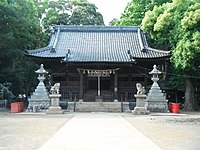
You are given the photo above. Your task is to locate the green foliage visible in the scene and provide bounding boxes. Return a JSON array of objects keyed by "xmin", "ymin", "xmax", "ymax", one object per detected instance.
[
  {"xmin": 172, "ymin": 2, "xmax": 200, "ymax": 70},
  {"xmin": 68, "ymin": 0, "xmax": 104, "ymax": 25},
  {"xmin": 142, "ymin": 0, "xmax": 200, "ymax": 71},
  {"xmin": 142, "ymin": 0, "xmax": 200, "ymax": 110},
  {"xmin": 167, "ymin": 64, "xmax": 185, "ymax": 91},
  {"xmin": 109, "ymin": 18, "xmax": 119, "ymax": 26},
  {"xmin": 0, "ymin": 0, "xmax": 42, "ymax": 51},
  {"xmin": 0, "ymin": 82, "xmax": 14, "ymax": 100},
  {"xmin": 142, "ymin": 4, "xmax": 171, "ymax": 50},
  {"xmin": 116, "ymin": 0, "xmax": 171, "ymax": 26},
  {"xmin": 0, "ymin": 0, "xmax": 42, "ymax": 97},
  {"xmin": 37, "ymin": 0, "xmax": 104, "ymax": 34},
  {"xmin": 0, "ymin": 58, "xmax": 38, "ymax": 96}
]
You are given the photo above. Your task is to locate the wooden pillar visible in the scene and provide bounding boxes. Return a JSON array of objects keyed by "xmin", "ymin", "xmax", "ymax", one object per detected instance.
[
  {"xmin": 114, "ymin": 71, "xmax": 118, "ymax": 102},
  {"xmin": 79, "ymin": 71, "xmax": 83, "ymax": 101}
]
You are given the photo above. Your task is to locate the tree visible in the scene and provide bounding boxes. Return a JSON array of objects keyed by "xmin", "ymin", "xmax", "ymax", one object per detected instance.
[
  {"xmin": 0, "ymin": 0, "xmax": 42, "ymax": 98},
  {"xmin": 109, "ymin": 18, "xmax": 119, "ymax": 26},
  {"xmin": 142, "ymin": 0, "xmax": 200, "ymax": 110},
  {"xmin": 37, "ymin": 0, "xmax": 104, "ymax": 34},
  {"xmin": 115, "ymin": 0, "xmax": 171, "ymax": 26},
  {"xmin": 68, "ymin": 0, "xmax": 104, "ymax": 25}
]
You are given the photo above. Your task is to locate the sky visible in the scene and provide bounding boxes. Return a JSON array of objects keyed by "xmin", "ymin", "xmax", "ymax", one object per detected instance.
[{"xmin": 87, "ymin": 0, "xmax": 131, "ymax": 25}]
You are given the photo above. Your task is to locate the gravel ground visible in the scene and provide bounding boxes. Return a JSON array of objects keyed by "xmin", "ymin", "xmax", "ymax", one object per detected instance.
[
  {"xmin": 0, "ymin": 111, "xmax": 200, "ymax": 150},
  {"xmin": 0, "ymin": 112, "xmax": 73, "ymax": 150},
  {"xmin": 123, "ymin": 112, "xmax": 200, "ymax": 150}
]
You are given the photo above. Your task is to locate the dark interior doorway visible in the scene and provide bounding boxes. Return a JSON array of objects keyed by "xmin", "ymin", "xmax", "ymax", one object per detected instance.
[{"xmin": 88, "ymin": 77, "xmax": 110, "ymax": 90}]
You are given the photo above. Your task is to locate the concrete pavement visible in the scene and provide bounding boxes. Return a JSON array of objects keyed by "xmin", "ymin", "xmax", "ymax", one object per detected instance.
[{"xmin": 39, "ymin": 113, "xmax": 161, "ymax": 150}]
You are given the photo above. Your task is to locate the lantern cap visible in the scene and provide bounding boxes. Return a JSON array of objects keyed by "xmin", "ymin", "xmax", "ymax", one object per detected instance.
[
  {"xmin": 149, "ymin": 65, "xmax": 161, "ymax": 75},
  {"xmin": 35, "ymin": 64, "xmax": 48, "ymax": 74}
]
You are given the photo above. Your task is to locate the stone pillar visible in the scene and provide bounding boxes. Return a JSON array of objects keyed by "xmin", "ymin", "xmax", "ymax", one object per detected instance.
[
  {"xmin": 132, "ymin": 94, "xmax": 149, "ymax": 115},
  {"xmin": 114, "ymin": 71, "xmax": 118, "ymax": 102},
  {"xmin": 48, "ymin": 94, "xmax": 64, "ymax": 114},
  {"xmin": 79, "ymin": 71, "xmax": 83, "ymax": 102}
]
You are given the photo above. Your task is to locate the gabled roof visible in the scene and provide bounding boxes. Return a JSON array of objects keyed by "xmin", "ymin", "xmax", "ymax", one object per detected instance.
[{"xmin": 26, "ymin": 25, "xmax": 171, "ymax": 62}]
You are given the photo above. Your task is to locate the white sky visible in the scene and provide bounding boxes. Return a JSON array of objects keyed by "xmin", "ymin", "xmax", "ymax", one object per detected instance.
[{"xmin": 87, "ymin": 0, "xmax": 131, "ymax": 25}]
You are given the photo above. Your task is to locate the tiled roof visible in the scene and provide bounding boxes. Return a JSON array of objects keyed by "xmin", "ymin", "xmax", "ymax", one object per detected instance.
[{"xmin": 26, "ymin": 25, "xmax": 171, "ymax": 62}]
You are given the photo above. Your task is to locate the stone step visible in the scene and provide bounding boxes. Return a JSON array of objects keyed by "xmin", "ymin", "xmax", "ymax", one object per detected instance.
[
  {"xmin": 84, "ymin": 90, "xmax": 114, "ymax": 101},
  {"xmin": 67, "ymin": 102, "xmax": 130, "ymax": 112}
]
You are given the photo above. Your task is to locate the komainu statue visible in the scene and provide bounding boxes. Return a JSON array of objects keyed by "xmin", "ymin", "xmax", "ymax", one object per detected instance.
[
  {"xmin": 136, "ymin": 83, "xmax": 146, "ymax": 95},
  {"xmin": 50, "ymin": 83, "xmax": 60, "ymax": 94}
]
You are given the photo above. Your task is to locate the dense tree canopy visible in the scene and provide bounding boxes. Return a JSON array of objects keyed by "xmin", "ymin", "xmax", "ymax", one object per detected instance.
[
  {"xmin": 115, "ymin": 0, "xmax": 171, "ymax": 26},
  {"xmin": 0, "ymin": 0, "xmax": 41, "ymax": 63},
  {"xmin": 0, "ymin": 0, "xmax": 41, "ymax": 97},
  {"xmin": 37, "ymin": 0, "xmax": 104, "ymax": 33},
  {"xmin": 142, "ymin": 0, "xmax": 200, "ymax": 110}
]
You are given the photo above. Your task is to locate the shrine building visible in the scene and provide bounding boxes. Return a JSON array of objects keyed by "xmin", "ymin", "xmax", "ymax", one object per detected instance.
[{"xmin": 26, "ymin": 25, "xmax": 171, "ymax": 104}]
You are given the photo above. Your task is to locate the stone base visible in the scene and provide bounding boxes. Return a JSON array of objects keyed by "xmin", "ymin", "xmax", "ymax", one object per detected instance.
[
  {"xmin": 49, "ymin": 106, "xmax": 62, "ymax": 111},
  {"xmin": 79, "ymin": 99, "xmax": 83, "ymax": 102},
  {"xmin": 133, "ymin": 94, "xmax": 149, "ymax": 115},
  {"xmin": 48, "ymin": 106, "xmax": 64, "ymax": 114},
  {"xmin": 27, "ymin": 99, "xmax": 50, "ymax": 112},
  {"xmin": 132, "ymin": 106, "xmax": 149, "ymax": 115},
  {"xmin": 146, "ymin": 100, "xmax": 168, "ymax": 112},
  {"xmin": 47, "ymin": 110, "xmax": 64, "ymax": 114},
  {"xmin": 95, "ymin": 96, "xmax": 103, "ymax": 102}
]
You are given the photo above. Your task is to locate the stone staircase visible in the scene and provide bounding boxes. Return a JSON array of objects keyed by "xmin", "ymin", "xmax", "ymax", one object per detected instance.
[
  {"xmin": 67, "ymin": 102, "xmax": 130, "ymax": 112},
  {"xmin": 84, "ymin": 90, "xmax": 114, "ymax": 102},
  {"xmin": 83, "ymin": 90, "xmax": 96, "ymax": 102}
]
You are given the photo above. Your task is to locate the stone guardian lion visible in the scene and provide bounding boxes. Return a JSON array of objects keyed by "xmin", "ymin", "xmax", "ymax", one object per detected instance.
[
  {"xmin": 136, "ymin": 83, "xmax": 146, "ymax": 95},
  {"xmin": 50, "ymin": 83, "xmax": 60, "ymax": 94}
]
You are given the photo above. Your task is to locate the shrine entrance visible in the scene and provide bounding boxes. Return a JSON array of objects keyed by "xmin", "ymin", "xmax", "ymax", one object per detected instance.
[
  {"xmin": 88, "ymin": 77, "xmax": 110, "ymax": 90},
  {"xmin": 78, "ymin": 68, "xmax": 119, "ymax": 102}
]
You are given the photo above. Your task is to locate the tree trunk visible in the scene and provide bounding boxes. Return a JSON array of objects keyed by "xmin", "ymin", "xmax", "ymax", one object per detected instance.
[{"xmin": 183, "ymin": 78, "xmax": 194, "ymax": 111}]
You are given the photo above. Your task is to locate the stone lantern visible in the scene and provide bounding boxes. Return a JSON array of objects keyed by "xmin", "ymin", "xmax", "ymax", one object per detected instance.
[
  {"xmin": 27, "ymin": 64, "xmax": 50, "ymax": 112},
  {"xmin": 146, "ymin": 65, "xmax": 168, "ymax": 112},
  {"xmin": 35, "ymin": 64, "xmax": 48, "ymax": 83},
  {"xmin": 149, "ymin": 65, "xmax": 161, "ymax": 82}
]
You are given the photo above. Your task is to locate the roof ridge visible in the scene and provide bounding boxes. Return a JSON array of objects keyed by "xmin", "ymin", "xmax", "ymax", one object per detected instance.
[
  {"xmin": 27, "ymin": 46, "xmax": 52, "ymax": 54},
  {"xmin": 53, "ymin": 25, "xmax": 140, "ymax": 32},
  {"xmin": 137, "ymin": 28, "xmax": 146, "ymax": 52},
  {"xmin": 51, "ymin": 27, "xmax": 60, "ymax": 53},
  {"xmin": 146, "ymin": 46, "xmax": 172, "ymax": 54}
]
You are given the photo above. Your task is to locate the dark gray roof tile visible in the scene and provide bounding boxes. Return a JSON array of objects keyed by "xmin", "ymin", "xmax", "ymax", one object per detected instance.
[{"xmin": 26, "ymin": 25, "xmax": 171, "ymax": 61}]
